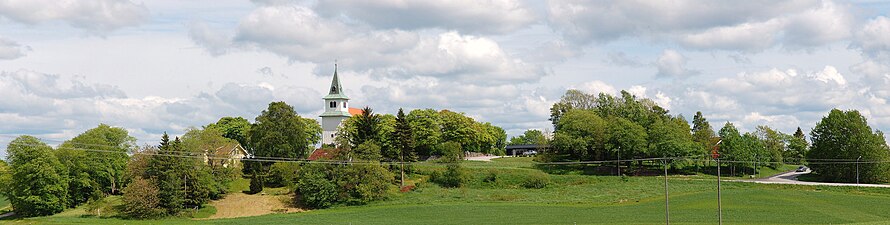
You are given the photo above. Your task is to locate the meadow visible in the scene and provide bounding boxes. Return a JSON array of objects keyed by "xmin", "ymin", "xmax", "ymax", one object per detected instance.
[{"xmin": 6, "ymin": 157, "xmax": 890, "ymax": 225}]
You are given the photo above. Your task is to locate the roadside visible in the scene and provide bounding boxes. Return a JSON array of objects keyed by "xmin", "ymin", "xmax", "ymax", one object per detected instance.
[
  {"xmin": 738, "ymin": 169, "xmax": 890, "ymax": 188},
  {"xmin": 465, "ymin": 155, "xmax": 506, "ymax": 161}
]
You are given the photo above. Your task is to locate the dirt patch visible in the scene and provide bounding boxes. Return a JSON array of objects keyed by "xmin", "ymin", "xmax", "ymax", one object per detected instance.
[{"xmin": 204, "ymin": 192, "xmax": 305, "ymax": 219}]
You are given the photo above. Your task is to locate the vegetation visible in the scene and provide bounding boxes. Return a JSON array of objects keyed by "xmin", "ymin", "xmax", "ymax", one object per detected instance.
[
  {"xmin": 3, "ymin": 136, "xmax": 69, "ymax": 217},
  {"xmin": 56, "ymin": 124, "xmax": 135, "ymax": 207},
  {"xmin": 807, "ymin": 109, "xmax": 890, "ymax": 183}
]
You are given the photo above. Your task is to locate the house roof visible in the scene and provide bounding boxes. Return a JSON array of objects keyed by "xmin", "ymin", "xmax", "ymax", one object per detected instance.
[
  {"xmin": 308, "ymin": 148, "xmax": 337, "ymax": 160},
  {"xmin": 212, "ymin": 143, "xmax": 247, "ymax": 157},
  {"xmin": 348, "ymin": 107, "xmax": 364, "ymax": 116}
]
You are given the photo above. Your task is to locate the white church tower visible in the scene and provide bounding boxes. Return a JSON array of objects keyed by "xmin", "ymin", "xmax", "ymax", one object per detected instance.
[{"xmin": 320, "ymin": 64, "xmax": 351, "ymax": 145}]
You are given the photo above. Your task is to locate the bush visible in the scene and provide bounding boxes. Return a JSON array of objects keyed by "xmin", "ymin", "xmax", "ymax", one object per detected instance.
[
  {"xmin": 431, "ymin": 164, "xmax": 469, "ymax": 188},
  {"xmin": 483, "ymin": 171, "xmax": 499, "ymax": 184},
  {"xmin": 248, "ymin": 173, "xmax": 264, "ymax": 194},
  {"xmin": 121, "ymin": 178, "xmax": 164, "ymax": 219},
  {"xmin": 521, "ymin": 173, "xmax": 550, "ymax": 189},
  {"xmin": 336, "ymin": 164, "xmax": 393, "ymax": 205},
  {"xmin": 268, "ymin": 162, "xmax": 301, "ymax": 188},
  {"xmin": 295, "ymin": 164, "xmax": 338, "ymax": 209}
]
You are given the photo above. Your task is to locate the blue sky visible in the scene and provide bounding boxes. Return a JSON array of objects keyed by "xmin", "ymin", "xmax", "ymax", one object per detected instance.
[{"xmin": 2, "ymin": 0, "xmax": 890, "ymax": 157}]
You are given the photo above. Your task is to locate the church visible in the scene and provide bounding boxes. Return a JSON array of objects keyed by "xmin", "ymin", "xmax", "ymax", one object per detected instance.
[{"xmin": 319, "ymin": 65, "xmax": 363, "ymax": 145}]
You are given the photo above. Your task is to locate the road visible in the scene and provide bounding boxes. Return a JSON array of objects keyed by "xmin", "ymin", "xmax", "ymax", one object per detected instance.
[
  {"xmin": 465, "ymin": 155, "xmax": 504, "ymax": 161},
  {"xmin": 739, "ymin": 169, "xmax": 890, "ymax": 188}
]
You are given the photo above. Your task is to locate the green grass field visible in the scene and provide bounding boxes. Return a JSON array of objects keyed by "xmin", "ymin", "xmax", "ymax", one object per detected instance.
[
  {"xmin": 0, "ymin": 196, "xmax": 8, "ymax": 210},
  {"xmin": 5, "ymin": 157, "xmax": 890, "ymax": 225}
]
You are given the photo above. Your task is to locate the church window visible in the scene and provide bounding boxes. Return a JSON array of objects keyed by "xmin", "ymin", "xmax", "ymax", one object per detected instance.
[{"xmin": 330, "ymin": 101, "xmax": 336, "ymax": 108}]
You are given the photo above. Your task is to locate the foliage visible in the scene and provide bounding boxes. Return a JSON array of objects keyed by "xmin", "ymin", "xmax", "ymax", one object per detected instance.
[
  {"xmin": 605, "ymin": 117, "xmax": 648, "ymax": 162},
  {"xmin": 754, "ymin": 125, "xmax": 785, "ymax": 168},
  {"xmin": 336, "ymin": 164, "xmax": 393, "ymax": 205},
  {"xmin": 521, "ymin": 173, "xmax": 551, "ymax": 189},
  {"xmin": 807, "ymin": 109, "xmax": 890, "ymax": 183},
  {"xmin": 249, "ymin": 172, "xmax": 264, "ymax": 194},
  {"xmin": 392, "ymin": 108, "xmax": 416, "ymax": 162},
  {"xmin": 406, "ymin": 109, "xmax": 442, "ymax": 157},
  {"xmin": 268, "ymin": 162, "xmax": 301, "ymax": 189},
  {"xmin": 691, "ymin": 111, "xmax": 717, "ymax": 154},
  {"xmin": 295, "ymin": 160, "xmax": 394, "ymax": 209},
  {"xmin": 142, "ymin": 133, "xmax": 216, "ymax": 215},
  {"xmin": 4, "ymin": 136, "xmax": 69, "ymax": 217},
  {"xmin": 550, "ymin": 110, "xmax": 607, "ymax": 160},
  {"xmin": 295, "ymin": 164, "xmax": 338, "ymax": 209},
  {"xmin": 508, "ymin": 129, "xmax": 548, "ymax": 145},
  {"xmin": 57, "ymin": 124, "xmax": 135, "ymax": 207},
  {"xmin": 353, "ymin": 141, "xmax": 382, "ymax": 161},
  {"xmin": 431, "ymin": 142, "xmax": 469, "ymax": 188},
  {"xmin": 205, "ymin": 117, "xmax": 251, "ymax": 149},
  {"xmin": 121, "ymin": 177, "xmax": 164, "ymax": 219},
  {"xmin": 248, "ymin": 101, "xmax": 318, "ymax": 174},
  {"xmin": 785, "ymin": 127, "xmax": 808, "ymax": 163}
]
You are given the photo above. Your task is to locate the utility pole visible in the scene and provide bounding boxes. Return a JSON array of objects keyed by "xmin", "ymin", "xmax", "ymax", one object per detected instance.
[
  {"xmin": 712, "ymin": 140, "xmax": 723, "ymax": 225},
  {"xmin": 857, "ymin": 155, "xmax": 862, "ymax": 185},
  {"xmin": 617, "ymin": 146, "xmax": 621, "ymax": 176},
  {"xmin": 754, "ymin": 153, "xmax": 757, "ymax": 179},
  {"xmin": 664, "ymin": 158, "xmax": 670, "ymax": 225}
]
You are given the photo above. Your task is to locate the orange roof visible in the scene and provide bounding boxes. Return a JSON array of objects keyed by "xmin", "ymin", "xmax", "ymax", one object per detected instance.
[{"xmin": 348, "ymin": 107, "xmax": 364, "ymax": 116}]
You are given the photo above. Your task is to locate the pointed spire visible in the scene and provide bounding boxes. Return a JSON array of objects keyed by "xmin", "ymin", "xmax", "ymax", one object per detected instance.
[{"xmin": 328, "ymin": 62, "xmax": 343, "ymax": 95}]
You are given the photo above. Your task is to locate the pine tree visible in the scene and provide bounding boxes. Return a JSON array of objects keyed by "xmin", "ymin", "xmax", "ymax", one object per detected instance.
[{"xmin": 392, "ymin": 108, "xmax": 415, "ymax": 186}]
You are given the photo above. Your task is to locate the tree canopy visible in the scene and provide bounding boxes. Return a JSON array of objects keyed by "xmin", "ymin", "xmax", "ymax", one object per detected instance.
[{"xmin": 807, "ymin": 109, "xmax": 890, "ymax": 183}]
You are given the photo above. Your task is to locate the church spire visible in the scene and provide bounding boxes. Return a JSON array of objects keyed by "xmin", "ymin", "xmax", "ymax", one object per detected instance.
[
  {"xmin": 329, "ymin": 63, "xmax": 342, "ymax": 95},
  {"xmin": 323, "ymin": 63, "xmax": 348, "ymax": 100}
]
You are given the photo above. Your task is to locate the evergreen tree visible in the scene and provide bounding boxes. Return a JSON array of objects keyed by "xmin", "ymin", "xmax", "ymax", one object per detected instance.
[
  {"xmin": 392, "ymin": 108, "xmax": 415, "ymax": 186},
  {"xmin": 785, "ymin": 127, "xmax": 808, "ymax": 163},
  {"xmin": 691, "ymin": 111, "xmax": 716, "ymax": 154}
]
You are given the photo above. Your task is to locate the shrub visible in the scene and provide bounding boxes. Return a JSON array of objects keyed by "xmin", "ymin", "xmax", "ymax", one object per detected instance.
[
  {"xmin": 521, "ymin": 173, "xmax": 550, "ymax": 189},
  {"xmin": 431, "ymin": 164, "xmax": 469, "ymax": 188},
  {"xmin": 336, "ymin": 164, "xmax": 393, "ymax": 205},
  {"xmin": 483, "ymin": 171, "xmax": 499, "ymax": 184},
  {"xmin": 268, "ymin": 162, "xmax": 301, "ymax": 188},
  {"xmin": 248, "ymin": 173, "xmax": 264, "ymax": 194},
  {"xmin": 121, "ymin": 178, "xmax": 164, "ymax": 219},
  {"xmin": 295, "ymin": 164, "xmax": 338, "ymax": 209}
]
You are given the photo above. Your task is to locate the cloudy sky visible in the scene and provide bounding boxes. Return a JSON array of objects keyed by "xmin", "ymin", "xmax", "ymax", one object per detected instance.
[{"xmin": 2, "ymin": 0, "xmax": 890, "ymax": 157}]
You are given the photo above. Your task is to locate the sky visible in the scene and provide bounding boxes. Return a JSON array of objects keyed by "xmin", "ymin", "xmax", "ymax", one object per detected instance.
[{"xmin": 2, "ymin": 0, "xmax": 890, "ymax": 158}]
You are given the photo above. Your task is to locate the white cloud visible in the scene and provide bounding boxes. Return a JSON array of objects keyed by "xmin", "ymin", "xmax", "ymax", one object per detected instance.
[
  {"xmin": 548, "ymin": 0, "xmax": 853, "ymax": 51},
  {"xmin": 0, "ymin": 36, "xmax": 27, "ymax": 60},
  {"xmin": 313, "ymin": 0, "xmax": 537, "ymax": 34},
  {"xmin": 573, "ymin": 80, "xmax": 616, "ymax": 96},
  {"xmin": 0, "ymin": 0, "xmax": 149, "ymax": 32},
  {"xmin": 655, "ymin": 49, "xmax": 699, "ymax": 79},
  {"xmin": 188, "ymin": 21, "xmax": 232, "ymax": 56},
  {"xmin": 852, "ymin": 16, "xmax": 890, "ymax": 60},
  {"xmin": 195, "ymin": 5, "xmax": 547, "ymax": 85}
]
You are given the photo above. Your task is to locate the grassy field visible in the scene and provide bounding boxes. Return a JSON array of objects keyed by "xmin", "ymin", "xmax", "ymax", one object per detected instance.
[
  {"xmin": 5, "ymin": 157, "xmax": 890, "ymax": 225},
  {"xmin": 0, "ymin": 196, "xmax": 8, "ymax": 210}
]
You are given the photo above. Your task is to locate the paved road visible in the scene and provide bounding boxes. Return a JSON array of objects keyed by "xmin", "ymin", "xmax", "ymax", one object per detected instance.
[
  {"xmin": 465, "ymin": 155, "xmax": 504, "ymax": 161},
  {"xmin": 739, "ymin": 169, "xmax": 890, "ymax": 188}
]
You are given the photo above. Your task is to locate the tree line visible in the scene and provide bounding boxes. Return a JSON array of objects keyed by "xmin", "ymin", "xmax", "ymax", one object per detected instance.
[
  {"xmin": 539, "ymin": 89, "xmax": 889, "ymax": 182},
  {"xmin": 0, "ymin": 101, "xmax": 508, "ymax": 217}
]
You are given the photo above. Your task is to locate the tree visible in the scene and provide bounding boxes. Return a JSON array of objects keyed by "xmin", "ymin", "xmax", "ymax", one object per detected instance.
[
  {"xmin": 431, "ymin": 142, "xmax": 469, "ymax": 188},
  {"xmin": 57, "ymin": 124, "xmax": 135, "ymax": 204},
  {"xmin": 205, "ymin": 117, "xmax": 251, "ymax": 148},
  {"xmin": 480, "ymin": 123, "xmax": 507, "ymax": 155},
  {"xmin": 754, "ymin": 125, "xmax": 785, "ymax": 168},
  {"xmin": 605, "ymin": 117, "xmax": 648, "ymax": 169},
  {"xmin": 295, "ymin": 164, "xmax": 338, "ymax": 209},
  {"xmin": 353, "ymin": 106, "xmax": 382, "ymax": 147},
  {"xmin": 392, "ymin": 108, "xmax": 415, "ymax": 186},
  {"xmin": 718, "ymin": 122, "xmax": 744, "ymax": 174},
  {"xmin": 406, "ymin": 109, "xmax": 442, "ymax": 157},
  {"xmin": 439, "ymin": 110, "xmax": 480, "ymax": 153},
  {"xmin": 549, "ymin": 90, "xmax": 597, "ymax": 130},
  {"xmin": 550, "ymin": 110, "xmax": 607, "ymax": 160},
  {"xmin": 807, "ymin": 109, "xmax": 890, "ymax": 183},
  {"xmin": 648, "ymin": 116, "xmax": 697, "ymax": 160},
  {"xmin": 692, "ymin": 111, "xmax": 716, "ymax": 154},
  {"xmin": 353, "ymin": 141, "xmax": 382, "ymax": 161},
  {"xmin": 180, "ymin": 127, "xmax": 239, "ymax": 199},
  {"xmin": 121, "ymin": 177, "xmax": 163, "ymax": 219},
  {"xmin": 509, "ymin": 129, "xmax": 548, "ymax": 145},
  {"xmin": 144, "ymin": 133, "xmax": 214, "ymax": 214},
  {"xmin": 785, "ymin": 127, "xmax": 808, "ymax": 163},
  {"xmin": 4, "ymin": 136, "xmax": 69, "ymax": 217},
  {"xmin": 248, "ymin": 101, "xmax": 316, "ymax": 174}
]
